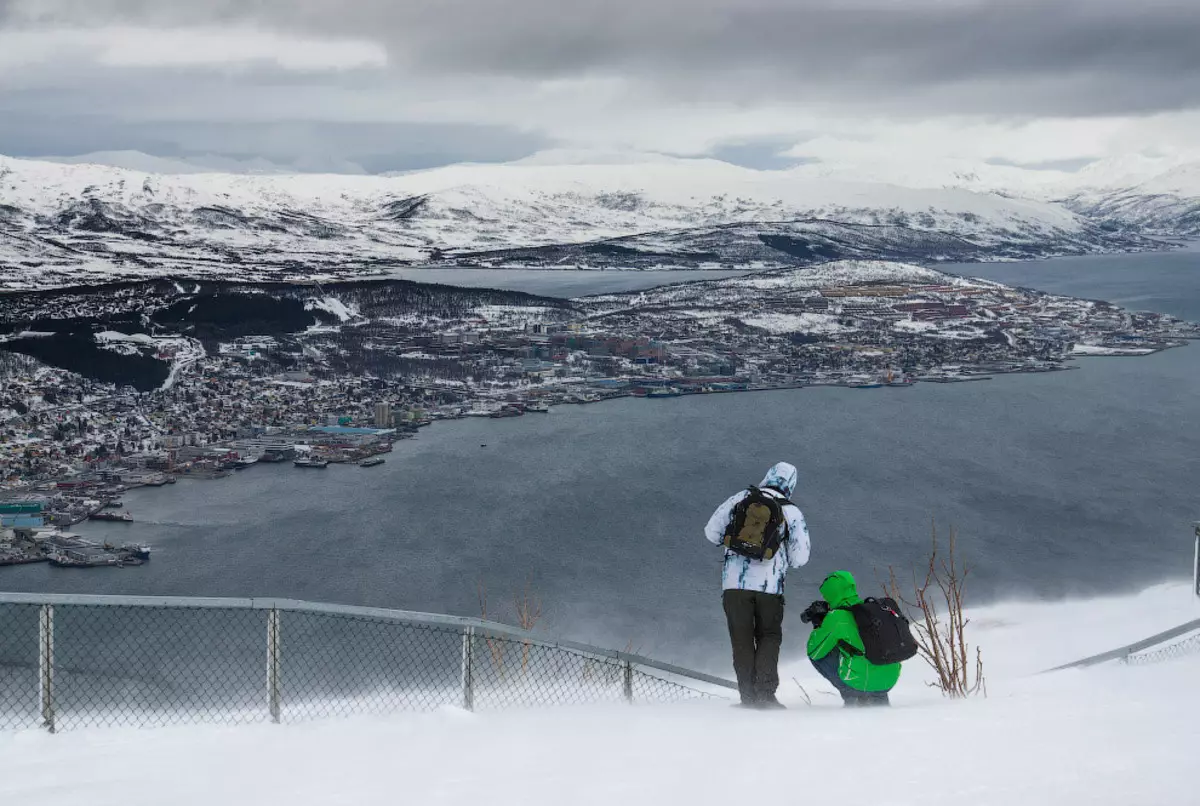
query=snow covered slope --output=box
[0,154,1151,290]
[584,259,973,310]
[787,157,1074,196]
[2,583,1196,806]
[1061,160,1200,236]
[787,154,1200,237]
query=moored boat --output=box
[119,543,152,561]
[48,550,136,568]
[294,456,329,469]
[90,511,134,523]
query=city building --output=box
[374,402,393,429]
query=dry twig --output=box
[514,576,542,671]
[477,579,506,678]
[791,677,812,707]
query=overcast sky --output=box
[1,0,1198,172]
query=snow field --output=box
[740,312,849,334]
[2,582,1197,806]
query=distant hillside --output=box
[0,154,1157,291]
[0,278,573,389]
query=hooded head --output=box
[759,462,798,498]
[819,570,861,608]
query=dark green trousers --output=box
[722,589,785,704]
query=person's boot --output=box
[755,695,787,710]
[732,691,758,708]
[733,687,758,708]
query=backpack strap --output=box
[761,488,793,563]
[767,491,793,562]
[762,485,793,503]
[836,639,864,658]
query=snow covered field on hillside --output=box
[2,583,1197,806]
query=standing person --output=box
[705,462,810,708]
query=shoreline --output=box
[5,340,1194,530]
[3,249,1199,510]
[5,237,1196,297]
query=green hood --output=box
[819,570,862,608]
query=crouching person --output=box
[803,570,913,707]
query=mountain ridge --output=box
[0,152,1192,291]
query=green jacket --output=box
[805,570,902,692]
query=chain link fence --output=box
[0,594,730,732]
[1123,630,1200,667]
[1044,616,1200,673]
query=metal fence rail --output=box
[0,593,733,732]
[1124,630,1200,666]
[1043,617,1200,673]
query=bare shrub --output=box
[886,520,986,698]
[513,576,542,671]
[476,579,506,677]
[476,576,547,676]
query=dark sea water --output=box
[944,242,1200,322]
[5,247,1199,669]
[382,267,750,298]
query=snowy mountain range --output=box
[1058,161,1200,236]
[789,154,1200,237]
[1,151,1197,291]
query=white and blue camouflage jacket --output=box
[704,462,811,594]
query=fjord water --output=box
[381,267,751,297]
[946,243,1200,322]
[5,247,1199,667]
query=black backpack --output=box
[722,486,790,561]
[840,597,919,665]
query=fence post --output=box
[623,660,634,704]
[267,608,281,724]
[38,604,55,733]
[461,626,475,712]
[1193,523,1199,601]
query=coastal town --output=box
[2,260,1198,565]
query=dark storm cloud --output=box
[9,0,1200,117]
[709,141,817,170]
[0,112,549,172]
[3,0,1199,168]
[0,49,550,169]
